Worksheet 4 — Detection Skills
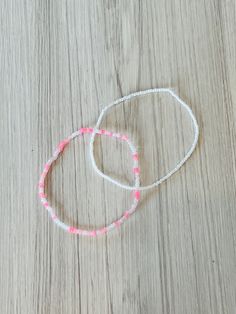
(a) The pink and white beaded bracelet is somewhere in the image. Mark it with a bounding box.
[38,127,141,237]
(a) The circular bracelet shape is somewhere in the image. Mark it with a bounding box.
[90,88,199,191]
[38,127,141,237]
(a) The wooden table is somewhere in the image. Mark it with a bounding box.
[1,1,235,313]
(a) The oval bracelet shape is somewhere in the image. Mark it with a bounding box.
[89,88,199,191]
[38,127,141,236]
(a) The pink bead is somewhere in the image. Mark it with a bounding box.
[52,214,57,220]
[80,127,86,133]
[99,129,106,134]
[115,220,121,228]
[121,135,128,141]
[133,167,140,174]
[90,230,97,237]
[40,173,46,179]
[133,153,138,161]
[68,227,78,234]
[105,130,113,136]
[44,202,49,207]
[58,140,69,152]
[38,182,44,188]
[100,227,107,234]
[124,211,130,219]
[39,192,46,198]
[134,191,140,200]
[44,164,50,171]
[87,128,94,133]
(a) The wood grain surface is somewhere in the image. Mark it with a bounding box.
[1,1,236,313]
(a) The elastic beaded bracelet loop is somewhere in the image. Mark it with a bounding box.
[38,128,141,237]
[89,88,199,191]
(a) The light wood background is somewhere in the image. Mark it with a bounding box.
[1,1,236,313]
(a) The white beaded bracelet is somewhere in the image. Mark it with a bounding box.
[89,88,199,191]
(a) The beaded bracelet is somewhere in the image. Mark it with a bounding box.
[38,127,141,236]
[89,88,199,191]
